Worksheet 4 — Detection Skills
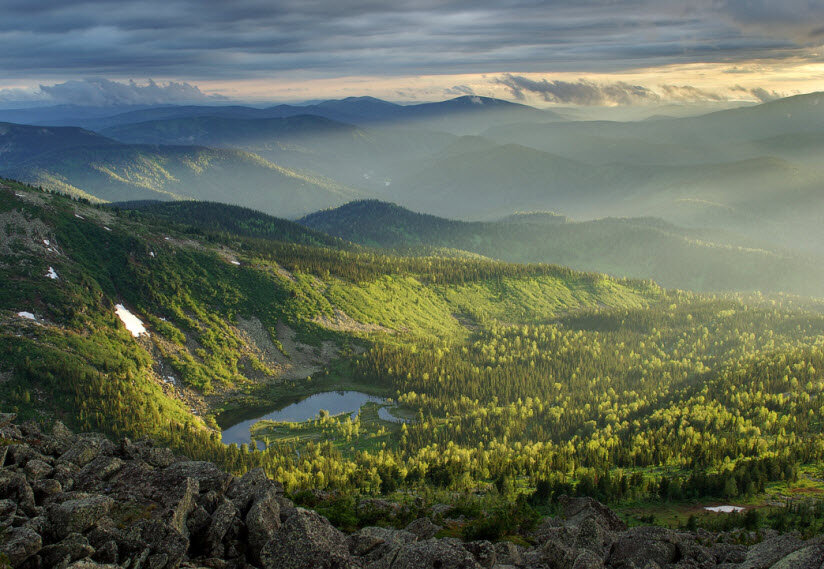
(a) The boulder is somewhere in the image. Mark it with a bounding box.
[58,436,113,468]
[1,526,42,566]
[205,498,240,557]
[405,517,442,540]
[48,495,114,539]
[494,541,523,566]
[226,467,281,514]
[572,549,605,569]
[463,540,496,568]
[607,527,683,569]
[558,495,626,532]
[39,532,95,567]
[259,508,351,569]
[245,490,281,563]
[24,459,54,482]
[389,538,482,569]
[739,534,805,569]
[768,543,824,569]
[162,461,233,494]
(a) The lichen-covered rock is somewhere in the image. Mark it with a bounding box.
[48,495,114,539]
[245,490,281,563]
[768,543,824,569]
[607,526,683,569]
[390,538,482,569]
[463,540,496,568]
[163,461,233,494]
[205,498,240,557]
[573,549,605,569]
[559,495,627,532]
[1,526,42,566]
[739,534,805,569]
[260,508,351,569]
[39,532,95,567]
[405,516,441,540]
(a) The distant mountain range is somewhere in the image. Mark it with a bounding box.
[2,91,824,269]
[0,95,561,135]
[0,122,361,216]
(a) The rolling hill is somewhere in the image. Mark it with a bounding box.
[0,122,365,217]
[300,199,824,296]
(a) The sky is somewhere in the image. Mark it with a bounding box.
[1,0,823,108]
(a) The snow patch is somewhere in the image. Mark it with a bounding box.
[230,260,241,266]
[14,193,24,198]
[17,311,36,321]
[115,304,149,337]
[74,213,84,219]
[43,239,50,246]
[704,505,745,513]
[164,375,177,386]
[149,251,155,258]
[45,267,58,280]
[164,236,170,241]
[103,226,111,232]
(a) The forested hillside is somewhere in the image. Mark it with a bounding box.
[300,200,824,296]
[3,178,824,536]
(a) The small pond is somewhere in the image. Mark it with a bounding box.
[221,390,405,447]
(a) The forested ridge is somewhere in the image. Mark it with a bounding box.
[2,179,824,536]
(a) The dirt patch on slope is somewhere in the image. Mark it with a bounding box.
[313,308,393,334]
[236,317,339,381]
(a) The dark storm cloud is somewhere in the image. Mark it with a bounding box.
[0,0,819,81]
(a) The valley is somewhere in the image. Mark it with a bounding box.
[3,178,824,541]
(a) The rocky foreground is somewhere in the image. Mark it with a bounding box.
[0,415,822,569]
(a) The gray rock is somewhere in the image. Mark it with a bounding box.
[226,467,280,515]
[0,498,17,528]
[48,495,114,539]
[276,495,297,522]
[32,478,63,504]
[58,438,109,468]
[1,526,42,566]
[74,456,124,490]
[66,560,122,568]
[163,461,233,494]
[573,549,605,569]
[494,541,523,566]
[91,540,118,564]
[575,515,610,557]
[711,543,748,564]
[463,540,496,568]
[350,526,417,568]
[405,517,442,540]
[52,462,80,491]
[39,532,95,568]
[739,534,805,569]
[607,527,682,569]
[205,498,240,557]
[246,490,281,563]
[768,543,824,569]
[122,520,188,569]
[558,496,626,532]
[24,459,54,482]
[260,508,351,569]
[390,538,482,569]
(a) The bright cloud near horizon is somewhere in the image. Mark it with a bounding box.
[1,0,823,108]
